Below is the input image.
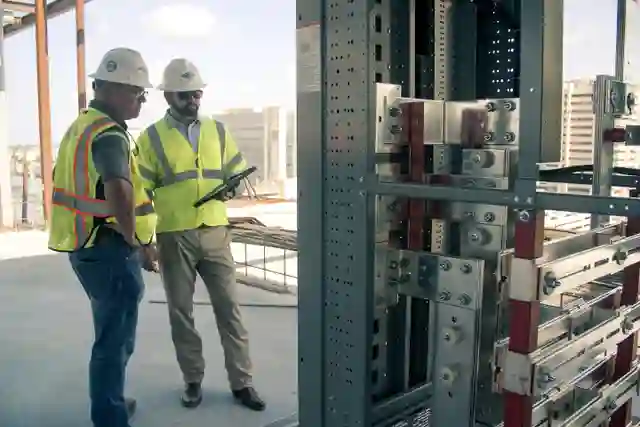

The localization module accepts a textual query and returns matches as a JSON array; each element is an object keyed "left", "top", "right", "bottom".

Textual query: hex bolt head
[
  {"left": 440, "top": 260, "right": 452, "bottom": 271},
  {"left": 388, "top": 106, "right": 402, "bottom": 117},
  {"left": 518, "top": 210, "right": 531, "bottom": 222},
  {"left": 469, "top": 232, "right": 482, "bottom": 243},
  {"left": 483, "top": 212, "right": 495, "bottom": 222},
  {"left": 460, "top": 263, "right": 472, "bottom": 274},
  {"left": 504, "top": 132, "right": 515, "bottom": 142},
  {"left": 458, "top": 293, "right": 472, "bottom": 305},
  {"left": 390, "top": 124, "right": 403, "bottom": 134},
  {"left": 439, "top": 291, "right": 451, "bottom": 301}
]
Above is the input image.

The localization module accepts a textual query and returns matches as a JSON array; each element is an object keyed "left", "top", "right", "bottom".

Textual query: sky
[
  {"left": 0, "top": 0, "right": 639, "bottom": 147},
  {"left": 2, "top": 0, "right": 296, "bottom": 145}
]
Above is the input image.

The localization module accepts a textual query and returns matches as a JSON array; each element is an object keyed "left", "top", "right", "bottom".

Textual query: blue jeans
[{"left": 69, "top": 232, "right": 145, "bottom": 427}]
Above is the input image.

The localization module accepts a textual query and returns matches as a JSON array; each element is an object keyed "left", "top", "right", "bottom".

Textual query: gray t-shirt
[{"left": 91, "top": 129, "right": 131, "bottom": 184}]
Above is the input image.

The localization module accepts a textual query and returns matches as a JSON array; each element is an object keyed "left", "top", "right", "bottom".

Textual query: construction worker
[
  {"left": 134, "top": 58, "right": 265, "bottom": 411},
  {"left": 48, "top": 47, "right": 158, "bottom": 427}
]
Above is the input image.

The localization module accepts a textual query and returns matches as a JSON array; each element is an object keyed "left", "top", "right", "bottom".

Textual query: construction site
[{"left": 5, "top": 0, "right": 640, "bottom": 427}]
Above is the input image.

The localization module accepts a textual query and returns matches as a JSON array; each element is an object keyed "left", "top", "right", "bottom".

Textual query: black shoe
[
  {"left": 232, "top": 387, "right": 266, "bottom": 411},
  {"left": 125, "top": 397, "right": 137, "bottom": 419},
  {"left": 181, "top": 382, "right": 203, "bottom": 408}
]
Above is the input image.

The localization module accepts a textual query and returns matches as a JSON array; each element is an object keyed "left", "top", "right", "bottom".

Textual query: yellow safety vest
[
  {"left": 135, "top": 118, "right": 247, "bottom": 233},
  {"left": 48, "top": 108, "right": 157, "bottom": 252}
]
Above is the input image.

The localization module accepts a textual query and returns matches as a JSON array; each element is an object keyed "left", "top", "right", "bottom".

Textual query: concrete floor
[{"left": 0, "top": 253, "right": 298, "bottom": 427}]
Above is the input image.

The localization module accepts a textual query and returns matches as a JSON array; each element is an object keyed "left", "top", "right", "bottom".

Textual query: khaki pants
[{"left": 157, "top": 226, "right": 252, "bottom": 390}]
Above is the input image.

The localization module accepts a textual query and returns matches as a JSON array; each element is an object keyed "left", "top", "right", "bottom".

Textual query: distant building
[
  {"left": 562, "top": 78, "right": 639, "bottom": 196},
  {"left": 212, "top": 107, "right": 296, "bottom": 194},
  {"left": 538, "top": 78, "right": 640, "bottom": 198}
]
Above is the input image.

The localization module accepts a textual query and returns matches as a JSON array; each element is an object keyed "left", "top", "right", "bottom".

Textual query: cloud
[{"left": 144, "top": 3, "right": 217, "bottom": 39}]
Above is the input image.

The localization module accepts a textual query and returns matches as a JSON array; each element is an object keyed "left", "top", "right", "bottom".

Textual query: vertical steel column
[
  {"left": 515, "top": 0, "right": 563, "bottom": 194},
  {"left": 296, "top": 0, "right": 325, "bottom": 424},
  {"left": 34, "top": 0, "right": 53, "bottom": 226},
  {"left": 590, "top": 76, "right": 616, "bottom": 229},
  {"left": 614, "top": 0, "right": 627, "bottom": 81},
  {"left": 0, "top": 13, "right": 15, "bottom": 228},
  {"left": 75, "top": 0, "right": 86, "bottom": 111}
]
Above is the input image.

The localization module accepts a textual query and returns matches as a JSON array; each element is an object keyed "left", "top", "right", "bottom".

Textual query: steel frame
[
  {"left": 1, "top": 0, "right": 88, "bottom": 227},
  {"left": 297, "top": 0, "right": 640, "bottom": 427}
]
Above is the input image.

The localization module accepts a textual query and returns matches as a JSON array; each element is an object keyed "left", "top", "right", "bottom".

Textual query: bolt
[
  {"left": 388, "top": 106, "right": 402, "bottom": 117},
  {"left": 440, "top": 260, "right": 452, "bottom": 271},
  {"left": 464, "top": 211, "right": 475, "bottom": 219},
  {"left": 605, "top": 400, "right": 617, "bottom": 412},
  {"left": 486, "top": 102, "right": 496, "bottom": 112},
  {"left": 483, "top": 132, "right": 494, "bottom": 142},
  {"left": 613, "top": 249, "right": 628, "bottom": 265},
  {"left": 469, "top": 232, "right": 482, "bottom": 243},
  {"left": 483, "top": 212, "right": 495, "bottom": 222},
  {"left": 390, "top": 124, "right": 403, "bottom": 134},
  {"left": 504, "top": 132, "right": 515, "bottom": 142},
  {"left": 460, "top": 263, "right": 472, "bottom": 274},
  {"left": 458, "top": 293, "right": 472, "bottom": 305},
  {"left": 388, "top": 260, "right": 398, "bottom": 270},
  {"left": 471, "top": 153, "right": 482, "bottom": 164},
  {"left": 542, "top": 271, "right": 561, "bottom": 296},
  {"left": 518, "top": 210, "right": 531, "bottom": 222},
  {"left": 621, "top": 317, "right": 633, "bottom": 334},
  {"left": 439, "top": 291, "right": 451, "bottom": 301},
  {"left": 504, "top": 100, "right": 516, "bottom": 111}
]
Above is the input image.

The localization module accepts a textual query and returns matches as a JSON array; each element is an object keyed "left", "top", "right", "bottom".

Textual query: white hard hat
[
  {"left": 157, "top": 58, "right": 206, "bottom": 92},
  {"left": 89, "top": 47, "right": 153, "bottom": 88}
]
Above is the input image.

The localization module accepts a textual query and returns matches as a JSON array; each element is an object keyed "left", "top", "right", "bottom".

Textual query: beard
[{"left": 173, "top": 101, "right": 199, "bottom": 118}]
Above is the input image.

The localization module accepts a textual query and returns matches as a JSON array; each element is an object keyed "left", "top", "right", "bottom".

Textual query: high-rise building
[
  {"left": 212, "top": 106, "right": 296, "bottom": 194},
  {"left": 540, "top": 78, "right": 640, "bottom": 197}
]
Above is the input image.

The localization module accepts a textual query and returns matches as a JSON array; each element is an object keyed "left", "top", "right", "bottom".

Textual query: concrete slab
[{"left": 0, "top": 253, "right": 298, "bottom": 427}]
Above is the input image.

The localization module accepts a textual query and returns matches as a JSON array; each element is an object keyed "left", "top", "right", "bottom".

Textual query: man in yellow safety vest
[
  {"left": 48, "top": 47, "right": 158, "bottom": 427},
  {"left": 134, "top": 58, "right": 265, "bottom": 411}
]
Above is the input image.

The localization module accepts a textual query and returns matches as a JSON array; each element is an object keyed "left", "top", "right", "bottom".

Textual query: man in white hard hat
[
  {"left": 48, "top": 47, "right": 158, "bottom": 427},
  {"left": 134, "top": 58, "right": 265, "bottom": 411}
]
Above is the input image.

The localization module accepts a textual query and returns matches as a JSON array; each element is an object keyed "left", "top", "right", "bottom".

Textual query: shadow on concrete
[{"left": 0, "top": 253, "right": 298, "bottom": 427}]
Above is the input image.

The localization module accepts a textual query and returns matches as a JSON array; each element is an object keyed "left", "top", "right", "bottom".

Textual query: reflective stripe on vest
[
  {"left": 146, "top": 121, "right": 243, "bottom": 187},
  {"left": 51, "top": 117, "right": 115, "bottom": 245},
  {"left": 52, "top": 117, "right": 156, "bottom": 246},
  {"left": 53, "top": 190, "right": 154, "bottom": 217}
]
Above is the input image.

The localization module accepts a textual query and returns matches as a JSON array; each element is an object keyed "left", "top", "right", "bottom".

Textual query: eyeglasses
[
  {"left": 177, "top": 90, "right": 203, "bottom": 101},
  {"left": 117, "top": 84, "right": 147, "bottom": 99}
]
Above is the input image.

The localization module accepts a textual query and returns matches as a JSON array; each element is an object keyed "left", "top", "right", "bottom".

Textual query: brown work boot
[
  {"left": 232, "top": 387, "right": 266, "bottom": 411},
  {"left": 181, "top": 382, "right": 203, "bottom": 408},
  {"left": 125, "top": 397, "right": 137, "bottom": 419}
]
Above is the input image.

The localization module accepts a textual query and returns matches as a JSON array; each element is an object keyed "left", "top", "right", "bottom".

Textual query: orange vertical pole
[
  {"left": 75, "top": 0, "right": 87, "bottom": 111},
  {"left": 35, "top": 0, "right": 53, "bottom": 226}
]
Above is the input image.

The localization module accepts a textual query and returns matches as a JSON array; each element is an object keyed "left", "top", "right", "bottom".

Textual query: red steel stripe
[
  {"left": 406, "top": 102, "right": 426, "bottom": 251},
  {"left": 504, "top": 210, "right": 545, "bottom": 427},
  {"left": 610, "top": 190, "right": 640, "bottom": 427}
]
